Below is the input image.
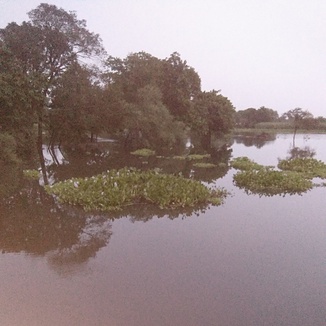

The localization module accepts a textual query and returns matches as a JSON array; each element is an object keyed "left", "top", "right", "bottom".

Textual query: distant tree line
[
  {"left": 235, "top": 107, "right": 326, "bottom": 131},
  {"left": 0, "top": 3, "right": 236, "bottom": 178}
]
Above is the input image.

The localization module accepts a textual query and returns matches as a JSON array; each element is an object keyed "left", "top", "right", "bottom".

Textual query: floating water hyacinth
[
  {"left": 45, "top": 168, "right": 227, "bottom": 212},
  {"left": 232, "top": 156, "right": 326, "bottom": 196}
]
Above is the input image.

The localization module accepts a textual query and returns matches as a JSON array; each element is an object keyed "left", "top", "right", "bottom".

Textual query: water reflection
[
  {"left": 0, "top": 164, "right": 21, "bottom": 197},
  {"left": 233, "top": 132, "right": 276, "bottom": 148},
  {"left": 46, "top": 141, "right": 232, "bottom": 184},
  {"left": 287, "top": 146, "right": 316, "bottom": 159},
  {"left": 0, "top": 179, "right": 112, "bottom": 274}
]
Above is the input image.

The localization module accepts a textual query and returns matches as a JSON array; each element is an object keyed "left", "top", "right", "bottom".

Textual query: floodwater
[{"left": 1, "top": 134, "right": 326, "bottom": 325}]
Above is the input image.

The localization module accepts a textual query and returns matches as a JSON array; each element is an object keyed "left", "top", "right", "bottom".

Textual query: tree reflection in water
[
  {"left": 0, "top": 178, "right": 112, "bottom": 275},
  {"left": 287, "top": 146, "right": 316, "bottom": 159},
  {"left": 233, "top": 132, "right": 276, "bottom": 148},
  {"left": 0, "top": 140, "right": 232, "bottom": 274}
]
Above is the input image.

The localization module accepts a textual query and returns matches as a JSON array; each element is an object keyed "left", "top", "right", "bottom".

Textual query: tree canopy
[{"left": 1, "top": 2, "right": 237, "bottom": 173}]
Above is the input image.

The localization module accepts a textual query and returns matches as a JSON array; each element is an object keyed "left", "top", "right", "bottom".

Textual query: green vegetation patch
[
  {"left": 45, "top": 168, "right": 226, "bottom": 211},
  {"left": 23, "top": 169, "right": 40, "bottom": 180},
  {"left": 172, "top": 155, "right": 186, "bottom": 160},
  {"left": 278, "top": 157, "right": 326, "bottom": 179},
  {"left": 171, "top": 154, "right": 211, "bottom": 161},
  {"left": 187, "top": 153, "right": 211, "bottom": 160},
  {"left": 130, "top": 148, "right": 156, "bottom": 157},
  {"left": 230, "top": 156, "right": 264, "bottom": 171},
  {"left": 234, "top": 167, "right": 313, "bottom": 196},
  {"left": 193, "top": 162, "right": 217, "bottom": 168}
]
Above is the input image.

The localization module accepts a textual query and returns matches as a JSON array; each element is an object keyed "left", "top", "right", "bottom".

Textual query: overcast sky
[{"left": 1, "top": 0, "right": 325, "bottom": 117}]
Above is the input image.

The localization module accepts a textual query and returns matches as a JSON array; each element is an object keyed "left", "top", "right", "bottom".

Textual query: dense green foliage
[
  {"left": 0, "top": 3, "right": 104, "bottom": 179},
  {"left": 45, "top": 168, "right": 226, "bottom": 211},
  {"left": 235, "top": 107, "right": 279, "bottom": 128},
  {"left": 190, "top": 90, "right": 235, "bottom": 149}
]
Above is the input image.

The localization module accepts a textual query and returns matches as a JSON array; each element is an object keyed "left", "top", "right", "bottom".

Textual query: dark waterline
[{"left": 1, "top": 134, "right": 326, "bottom": 325}]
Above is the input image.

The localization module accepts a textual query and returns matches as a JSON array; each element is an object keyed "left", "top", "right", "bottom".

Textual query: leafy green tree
[
  {"left": 255, "top": 106, "right": 279, "bottom": 123},
  {"left": 103, "top": 52, "right": 199, "bottom": 149},
  {"left": 49, "top": 63, "right": 103, "bottom": 151},
  {"left": 121, "top": 85, "right": 186, "bottom": 151},
  {"left": 104, "top": 52, "right": 163, "bottom": 103},
  {"left": 0, "top": 3, "right": 104, "bottom": 182},
  {"left": 190, "top": 90, "right": 235, "bottom": 149},
  {"left": 0, "top": 45, "right": 37, "bottom": 160},
  {"left": 104, "top": 51, "right": 201, "bottom": 122},
  {"left": 235, "top": 106, "right": 278, "bottom": 128},
  {"left": 234, "top": 108, "right": 257, "bottom": 128},
  {"left": 281, "top": 108, "right": 314, "bottom": 145},
  {"left": 161, "top": 52, "right": 201, "bottom": 119}
]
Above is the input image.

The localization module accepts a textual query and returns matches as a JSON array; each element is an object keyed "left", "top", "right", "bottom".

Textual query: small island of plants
[
  {"left": 231, "top": 157, "right": 326, "bottom": 196},
  {"left": 45, "top": 168, "right": 227, "bottom": 212}
]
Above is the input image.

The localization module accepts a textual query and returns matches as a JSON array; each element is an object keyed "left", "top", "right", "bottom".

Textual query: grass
[{"left": 45, "top": 168, "right": 227, "bottom": 211}]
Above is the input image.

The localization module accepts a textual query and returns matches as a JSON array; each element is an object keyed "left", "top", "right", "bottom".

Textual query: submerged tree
[
  {"left": 189, "top": 90, "right": 235, "bottom": 149},
  {"left": 50, "top": 62, "right": 103, "bottom": 152},
  {"left": 0, "top": 3, "right": 104, "bottom": 182},
  {"left": 0, "top": 46, "right": 38, "bottom": 162},
  {"left": 281, "top": 108, "right": 313, "bottom": 146}
]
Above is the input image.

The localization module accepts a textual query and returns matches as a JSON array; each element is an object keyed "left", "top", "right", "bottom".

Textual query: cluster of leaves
[
  {"left": 230, "top": 156, "right": 264, "bottom": 171},
  {"left": 45, "top": 168, "right": 226, "bottom": 211},
  {"left": 278, "top": 158, "right": 326, "bottom": 179}
]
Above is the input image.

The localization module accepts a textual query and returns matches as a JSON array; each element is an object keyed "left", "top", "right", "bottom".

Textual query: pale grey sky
[{"left": 1, "top": 0, "right": 325, "bottom": 117}]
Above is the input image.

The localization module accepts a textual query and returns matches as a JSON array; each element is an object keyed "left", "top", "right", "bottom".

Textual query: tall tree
[
  {"left": 0, "top": 3, "right": 104, "bottom": 182},
  {"left": 190, "top": 90, "right": 235, "bottom": 149},
  {"left": 161, "top": 52, "right": 201, "bottom": 119},
  {"left": 0, "top": 45, "right": 38, "bottom": 161},
  {"left": 281, "top": 108, "right": 313, "bottom": 146},
  {"left": 49, "top": 62, "right": 103, "bottom": 151},
  {"left": 121, "top": 85, "right": 186, "bottom": 151}
]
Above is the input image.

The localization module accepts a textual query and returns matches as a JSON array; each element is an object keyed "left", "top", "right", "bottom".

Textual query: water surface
[{"left": 1, "top": 133, "right": 325, "bottom": 325}]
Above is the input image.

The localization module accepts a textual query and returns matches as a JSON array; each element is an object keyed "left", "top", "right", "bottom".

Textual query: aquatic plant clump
[
  {"left": 278, "top": 157, "right": 326, "bottom": 179},
  {"left": 230, "top": 157, "right": 264, "bottom": 171},
  {"left": 171, "top": 154, "right": 211, "bottom": 161},
  {"left": 130, "top": 148, "right": 156, "bottom": 157},
  {"left": 234, "top": 168, "right": 313, "bottom": 196},
  {"left": 193, "top": 163, "right": 217, "bottom": 168},
  {"left": 23, "top": 169, "right": 40, "bottom": 180},
  {"left": 45, "top": 168, "right": 226, "bottom": 211}
]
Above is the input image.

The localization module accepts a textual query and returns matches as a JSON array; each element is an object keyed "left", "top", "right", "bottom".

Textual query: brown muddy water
[{"left": 1, "top": 134, "right": 326, "bottom": 325}]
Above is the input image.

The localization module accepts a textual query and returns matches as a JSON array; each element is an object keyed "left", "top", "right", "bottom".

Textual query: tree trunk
[{"left": 37, "top": 113, "right": 48, "bottom": 185}]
